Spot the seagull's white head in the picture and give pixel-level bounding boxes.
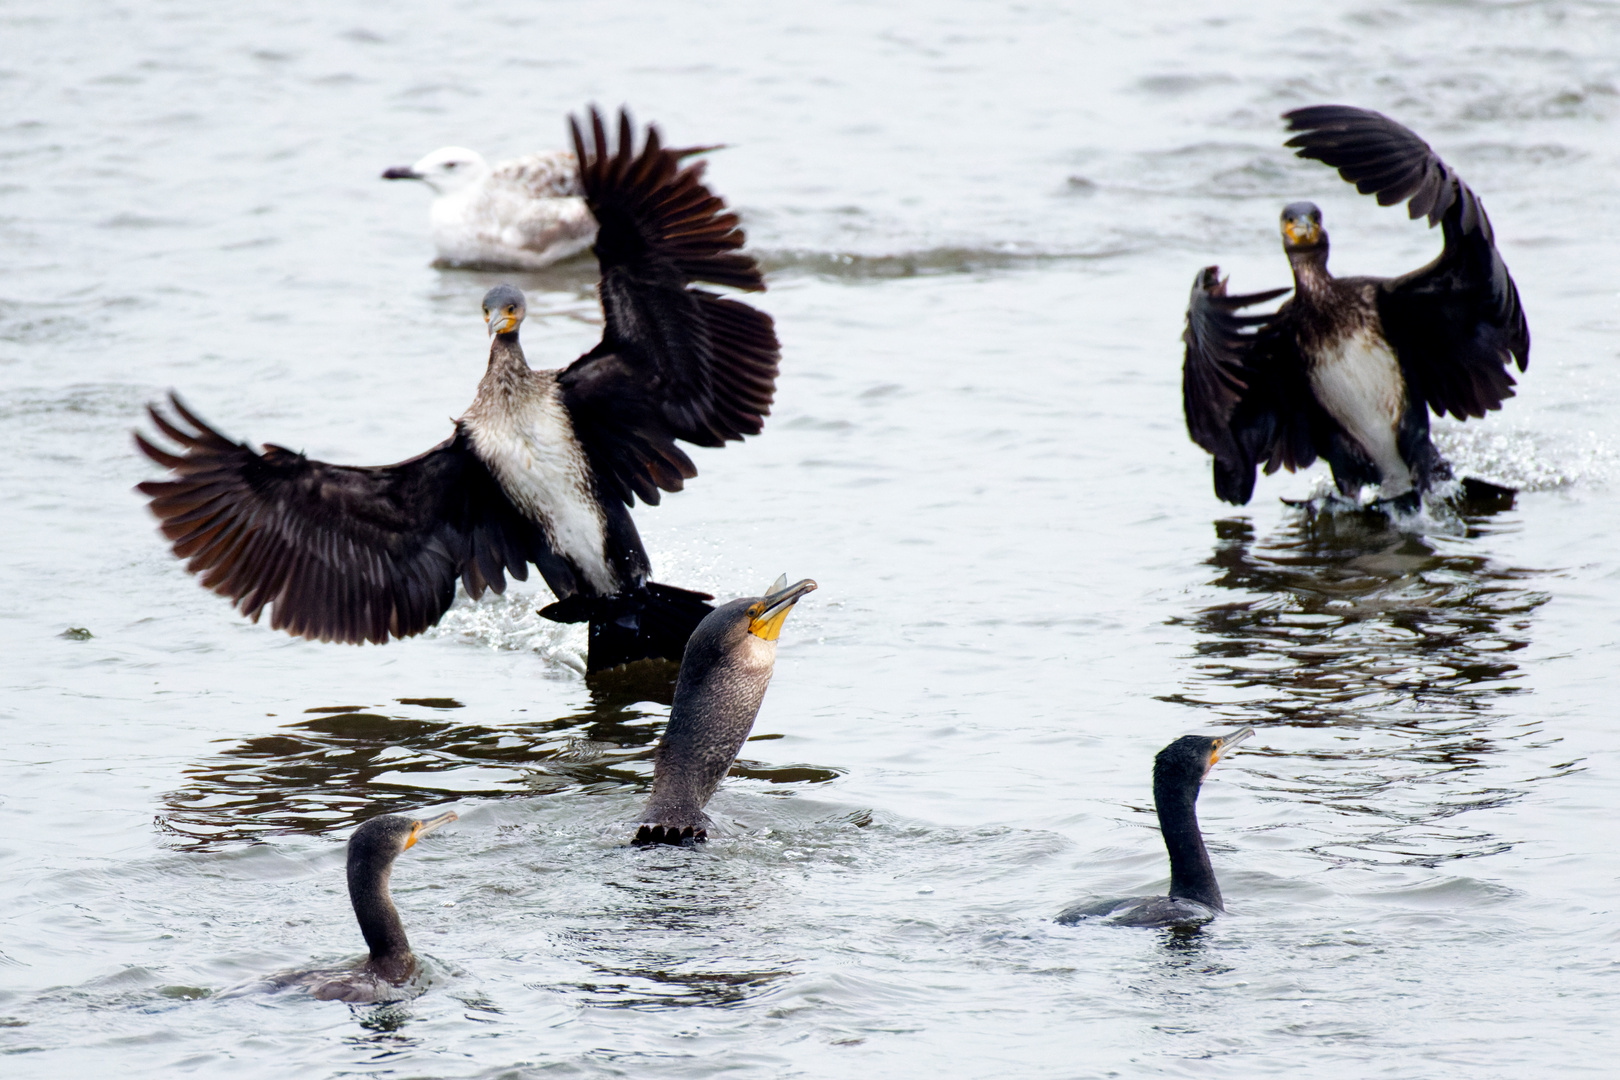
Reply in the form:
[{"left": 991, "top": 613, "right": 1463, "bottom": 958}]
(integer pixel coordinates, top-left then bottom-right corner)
[{"left": 382, "top": 146, "right": 491, "bottom": 196}]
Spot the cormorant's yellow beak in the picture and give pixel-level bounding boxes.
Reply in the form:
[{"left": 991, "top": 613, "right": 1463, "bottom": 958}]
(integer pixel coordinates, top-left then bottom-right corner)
[
  {"left": 404, "top": 809, "right": 459, "bottom": 849},
  {"left": 1282, "top": 218, "right": 1320, "bottom": 246},
  {"left": 486, "top": 309, "right": 520, "bottom": 336},
  {"left": 1207, "top": 726, "right": 1255, "bottom": 773},
  {"left": 746, "top": 575, "right": 817, "bottom": 641}
]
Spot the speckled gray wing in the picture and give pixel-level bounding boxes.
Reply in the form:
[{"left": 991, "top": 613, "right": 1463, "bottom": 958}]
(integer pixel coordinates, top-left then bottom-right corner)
[
  {"left": 1283, "top": 105, "right": 1529, "bottom": 420},
  {"left": 1182, "top": 267, "right": 1315, "bottom": 504},
  {"left": 135, "top": 395, "right": 559, "bottom": 644},
  {"left": 492, "top": 150, "right": 583, "bottom": 198},
  {"left": 558, "top": 107, "right": 780, "bottom": 507}
]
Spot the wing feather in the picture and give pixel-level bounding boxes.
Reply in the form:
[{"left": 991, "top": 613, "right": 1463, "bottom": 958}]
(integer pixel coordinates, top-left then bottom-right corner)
[
  {"left": 556, "top": 106, "right": 780, "bottom": 507},
  {"left": 1183, "top": 267, "right": 1320, "bottom": 504},
  {"left": 135, "top": 395, "right": 558, "bottom": 644},
  {"left": 1282, "top": 105, "right": 1529, "bottom": 420}
]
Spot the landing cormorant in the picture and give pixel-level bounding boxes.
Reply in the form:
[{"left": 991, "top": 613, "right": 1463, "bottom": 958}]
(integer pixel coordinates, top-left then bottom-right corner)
[
  {"left": 1058, "top": 727, "right": 1252, "bottom": 928},
  {"left": 635, "top": 575, "right": 817, "bottom": 845},
  {"left": 305, "top": 810, "right": 457, "bottom": 1003},
  {"left": 137, "top": 108, "right": 780, "bottom": 671},
  {"left": 1183, "top": 106, "right": 1528, "bottom": 510}
]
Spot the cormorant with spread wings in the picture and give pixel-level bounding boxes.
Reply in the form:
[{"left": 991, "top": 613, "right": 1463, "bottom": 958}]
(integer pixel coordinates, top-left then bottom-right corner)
[
  {"left": 136, "top": 108, "right": 780, "bottom": 671},
  {"left": 1182, "top": 105, "right": 1529, "bottom": 511}
]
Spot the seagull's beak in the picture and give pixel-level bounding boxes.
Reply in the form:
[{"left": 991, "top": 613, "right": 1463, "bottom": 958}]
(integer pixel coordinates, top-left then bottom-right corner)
[
  {"left": 382, "top": 166, "right": 423, "bottom": 181},
  {"left": 404, "top": 809, "right": 459, "bottom": 850},
  {"left": 747, "top": 578, "right": 817, "bottom": 641}
]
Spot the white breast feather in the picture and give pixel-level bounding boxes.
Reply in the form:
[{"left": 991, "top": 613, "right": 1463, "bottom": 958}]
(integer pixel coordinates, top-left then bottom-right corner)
[
  {"left": 469, "top": 389, "right": 618, "bottom": 594},
  {"left": 429, "top": 185, "right": 593, "bottom": 269},
  {"left": 1309, "top": 328, "right": 1413, "bottom": 497}
]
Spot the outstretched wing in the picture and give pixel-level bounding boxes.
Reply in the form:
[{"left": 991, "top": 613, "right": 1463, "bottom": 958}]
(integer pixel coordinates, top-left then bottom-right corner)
[
  {"left": 558, "top": 107, "right": 780, "bottom": 508},
  {"left": 135, "top": 395, "right": 560, "bottom": 644},
  {"left": 1282, "top": 105, "right": 1529, "bottom": 420},
  {"left": 1183, "top": 268, "right": 1317, "bottom": 505}
]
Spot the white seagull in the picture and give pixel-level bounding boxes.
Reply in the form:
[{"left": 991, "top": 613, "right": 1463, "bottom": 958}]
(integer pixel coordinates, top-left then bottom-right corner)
[{"left": 383, "top": 146, "right": 596, "bottom": 270}]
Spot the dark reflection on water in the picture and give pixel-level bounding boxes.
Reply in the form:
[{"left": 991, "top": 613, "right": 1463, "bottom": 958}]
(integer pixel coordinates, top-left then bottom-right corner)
[
  {"left": 1166, "top": 510, "right": 1571, "bottom": 869},
  {"left": 569, "top": 962, "right": 793, "bottom": 1011},
  {"left": 1165, "top": 511, "right": 1545, "bottom": 726},
  {"left": 158, "top": 664, "right": 841, "bottom": 851},
  {"left": 567, "top": 860, "right": 795, "bottom": 1010}
]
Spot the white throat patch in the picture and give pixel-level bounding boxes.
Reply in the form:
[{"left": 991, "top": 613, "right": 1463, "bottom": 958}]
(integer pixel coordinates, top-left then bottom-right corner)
[{"left": 467, "top": 378, "right": 617, "bottom": 594}]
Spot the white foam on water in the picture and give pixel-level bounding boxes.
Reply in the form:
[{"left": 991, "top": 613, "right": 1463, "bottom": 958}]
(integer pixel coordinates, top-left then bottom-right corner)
[
  {"left": 1437, "top": 425, "right": 1617, "bottom": 491},
  {"left": 426, "top": 588, "right": 586, "bottom": 674}
]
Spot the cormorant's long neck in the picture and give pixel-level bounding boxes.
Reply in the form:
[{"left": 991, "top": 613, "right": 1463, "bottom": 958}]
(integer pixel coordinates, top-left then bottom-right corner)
[
  {"left": 479, "top": 332, "right": 531, "bottom": 397},
  {"left": 1155, "top": 773, "right": 1222, "bottom": 911},
  {"left": 642, "top": 638, "right": 774, "bottom": 827},
  {"left": 348, "top": 851, "right": 412, "bottom": 967},
  {"left": 1287, "top": 245, "right": 1334, "bottom": 306}
]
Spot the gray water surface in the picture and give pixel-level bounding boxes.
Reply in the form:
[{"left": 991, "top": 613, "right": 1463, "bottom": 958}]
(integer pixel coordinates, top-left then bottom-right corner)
[{"left": 3, "top": 1, "right": 1620, "bottom": 1076}]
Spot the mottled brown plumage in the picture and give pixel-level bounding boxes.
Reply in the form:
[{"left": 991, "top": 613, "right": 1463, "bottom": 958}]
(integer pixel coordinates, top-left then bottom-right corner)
[{"left": 1183, "top": 105, "right": 1529, "bottom": 507}]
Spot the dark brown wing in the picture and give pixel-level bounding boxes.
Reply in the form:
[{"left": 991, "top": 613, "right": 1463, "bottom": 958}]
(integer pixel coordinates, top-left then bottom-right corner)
[
  {"left": 1183, "top": 268, "right": 1317, "bottom": 505},
  {"left": 558, "top": 107, "right": 780, "bottom": 507},
  {"left": 135, "top": 395, "right": 560, "bottom": 644},
  {"left": 1283, "top": 105, "right": 1529, "bottom": 420}
]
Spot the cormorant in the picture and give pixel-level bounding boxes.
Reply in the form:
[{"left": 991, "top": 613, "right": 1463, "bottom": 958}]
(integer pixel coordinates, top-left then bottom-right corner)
[
  {"left": 1183, "top": 105, "right": 1529, "bottom": 511},
  {"left": 306, "top": 810, "right": 457, "bottom": 1003},
  {"left": 136, "top": 108, "right": 780, "bottom": 671},
  {"left": 1057, "top": 727, "right": 1252, "bottom": 928},
  {"left": 382, "top": 146, "right": 596, "bottom": 269},
  {"left": 635, "top": 575, "right": 817, "bottom": 845}
]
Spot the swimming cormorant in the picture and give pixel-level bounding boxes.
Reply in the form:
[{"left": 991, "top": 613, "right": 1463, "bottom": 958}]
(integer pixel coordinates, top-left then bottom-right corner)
[
  {"left": 1057, "top": 727, "right": 1252, "bottom": 928},
  {"left": 136, "top": 108, "right": 780, "bottom": 671},
  {"left": 1183, "top": 105, "right": 1528, "bottom": 510},
  {"left": 635, "top": 575, "right": 817, "bottom": 845},
  {"left": 306, "top": 810, "right": 457, "bottom": 1003}
]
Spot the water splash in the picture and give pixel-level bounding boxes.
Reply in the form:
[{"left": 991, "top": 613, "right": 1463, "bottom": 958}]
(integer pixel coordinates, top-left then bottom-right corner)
[{"left": 425, "top": 588, "right": 586, "bottom": 673}]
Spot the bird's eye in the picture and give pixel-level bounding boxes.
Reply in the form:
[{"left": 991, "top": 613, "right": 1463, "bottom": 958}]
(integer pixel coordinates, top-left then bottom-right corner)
[{"left": 445, "top": 162, "right": 459, "bottom": 170}]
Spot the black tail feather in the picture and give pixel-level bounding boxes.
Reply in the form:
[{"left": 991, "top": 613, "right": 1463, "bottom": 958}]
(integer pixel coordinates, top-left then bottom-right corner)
[
  {"left": 539, "top": 582, "right": 714, "bottom": 672},
  {"left": 1458, "top": 476, "right": 1517, "bottom": 513}
]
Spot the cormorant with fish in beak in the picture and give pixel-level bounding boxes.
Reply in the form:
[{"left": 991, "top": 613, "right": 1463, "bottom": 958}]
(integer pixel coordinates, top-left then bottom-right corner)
[{"left": 636, "top": 576, "right": 817, "bottom": 845}]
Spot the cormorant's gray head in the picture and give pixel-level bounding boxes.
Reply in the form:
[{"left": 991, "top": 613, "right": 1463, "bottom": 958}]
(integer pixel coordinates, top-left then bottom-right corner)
[
  {"left": 1280, "top": 201, "right": 1326, "bottom": 251},
  {"left": 482, "top": 285, "right": 527, "bottom": 337},
  {"left": 381, "top": 146, "right": 490, "bottom": 195},
  {"left": 683, "top": 575, "right": 818, "bottom": 676},
  {"left": 349, "top": 810, "right": 459, "bottom": 863},
  {"left": 743, "top": 575, "right": 818, "bottom": 643},
  {"left": 1153, "top": 727, "right": 1254, "bottom": 792}
]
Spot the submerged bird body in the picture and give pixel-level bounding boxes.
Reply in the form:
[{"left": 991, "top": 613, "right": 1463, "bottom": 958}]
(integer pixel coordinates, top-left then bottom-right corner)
[
  {"left": 302, "top": 810, "right": 457, "bottom": 1004},
  {"left": 1058, "top": 728, "right": 1251, "bottom": 929},
  {"left": 384, "top": 147, "right": 595, "bottom": 270},
  {"left": 1183, "top": 106, "right": 1528, "bottom": 509},
  {"left": 636, "top": 576, "right": 817, "bottom": 845},
  {"left": 137, "top": 109, "right": 780, "bottom": 671}
]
